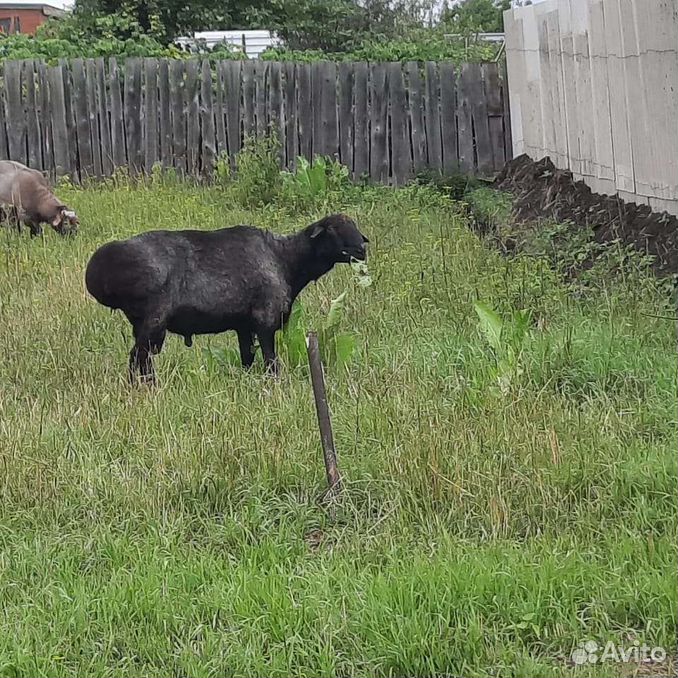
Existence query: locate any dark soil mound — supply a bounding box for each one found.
[494,154,678,276]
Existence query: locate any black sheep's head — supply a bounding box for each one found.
[309,214,369,263]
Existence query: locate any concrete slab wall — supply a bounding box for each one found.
[504,0,678,216]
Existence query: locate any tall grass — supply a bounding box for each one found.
[0,174,675,677]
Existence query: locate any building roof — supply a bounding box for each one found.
[176,30,281,59]
[0,0,70,10]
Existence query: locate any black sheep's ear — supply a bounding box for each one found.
[309,219,328,238]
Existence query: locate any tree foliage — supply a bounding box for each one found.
[261,37,496,63]
[442,0,512,34]
[68,0,277,43]
[0,0,503,62]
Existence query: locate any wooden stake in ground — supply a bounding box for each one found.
[306,331,341,493]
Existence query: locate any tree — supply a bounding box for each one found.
[442,0,512,34]
[53,0,435,52]
[269,0,425,52]
[68,0,282,44]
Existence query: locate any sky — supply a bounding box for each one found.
[9,0,548,19]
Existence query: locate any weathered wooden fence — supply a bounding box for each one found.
[0,58,511,184]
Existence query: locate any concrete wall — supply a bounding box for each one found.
[504,0,678,216]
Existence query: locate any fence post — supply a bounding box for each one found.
[306,332,341,495]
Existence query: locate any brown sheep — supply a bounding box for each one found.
[0,160,78,237]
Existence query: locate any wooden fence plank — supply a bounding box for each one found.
[223,60,242,164]
[60,60,78,179]
[200,59,216,176]
[215,61,227,158]
[170,59,186,174]
[268,61,282,133]
[0,64,8,161]
[268,61,283,163]
[439,61,458,174]
[24,61,42,170]
[501,61,512,163]
[158,59,172,168]
[284,61,298,169]
[311,62,323,156]
[319,61,338,159]
[406,62,426,174]
[353,62,369,179]
[242,60,255,138]
[85,59,103,178]
[48,64,70,177]
[124,58,143,174]
[369,63,388,183]
[388,62,411,185]
[424,61,442,171]
[297,63,312,161]
[483,63,505,171]
[37,62,53,176]
[109,58,126,170]
[185,59,200,176]
[4,61,27,165]
[72,58,93,179]
[143,58,159,174]
[0,64,9,161]
[255,60,268,137]
[337,62,353,172]
[456,63,474,172]
[467,62,492,173]
[95,58,113,176]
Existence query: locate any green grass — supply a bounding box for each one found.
[0,178,675,677]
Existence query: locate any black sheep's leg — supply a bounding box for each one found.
[129,320,166,385]
[257,329,279,376]
[237,329,256,369]
[149,329,166,355]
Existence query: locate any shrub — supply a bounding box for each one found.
[231,134,282,208]
[280,156,353,213]
[261,37,497,63]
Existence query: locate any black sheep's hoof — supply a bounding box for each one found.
[265,361,281,378]
[129,371,156,387]
[184,335,193,347]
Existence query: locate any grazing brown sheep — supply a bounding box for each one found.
[0,160,79,237]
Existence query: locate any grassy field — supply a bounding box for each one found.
[0,174,676,677]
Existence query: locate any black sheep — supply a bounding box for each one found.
[85,213,368,382]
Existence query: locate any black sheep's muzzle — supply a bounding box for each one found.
[341,244,368,262]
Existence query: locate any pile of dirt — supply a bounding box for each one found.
[493,154,678,276]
